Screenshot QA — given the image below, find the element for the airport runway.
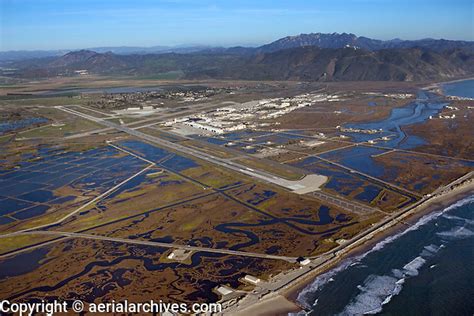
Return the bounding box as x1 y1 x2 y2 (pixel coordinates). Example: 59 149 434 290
57 106 325 193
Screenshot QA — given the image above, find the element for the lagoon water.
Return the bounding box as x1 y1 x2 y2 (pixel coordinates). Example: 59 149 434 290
293 80 474 316
442 79 474 98
344 90 446 149
294 196 474 316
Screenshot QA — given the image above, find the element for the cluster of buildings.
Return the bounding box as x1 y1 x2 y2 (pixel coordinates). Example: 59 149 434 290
338 126 383 134
86 88 225 109
112 105 161 116
73 70 89 76
437 114 456 119
367 136 391 144
429 105 460 120
364 92 414 99
86 91 164 109
164 92 345 135
446 95 474 101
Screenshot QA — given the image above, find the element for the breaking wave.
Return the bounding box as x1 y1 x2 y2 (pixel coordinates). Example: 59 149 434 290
339 275 402 316
437 226 474 240
336 253 434 315
296 195 474 311
442 214 474 226
336 275 401 315
420 244 444 257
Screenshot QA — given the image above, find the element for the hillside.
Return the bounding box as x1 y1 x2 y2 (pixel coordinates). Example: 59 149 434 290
3 32 474 63
235 47 474 81
6 46 474 82
257 32 474 53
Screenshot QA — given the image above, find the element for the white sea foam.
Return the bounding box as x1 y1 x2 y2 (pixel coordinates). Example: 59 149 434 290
424 244 442 254
442 214 474 225
403 256 426 276
296 258 357 308
420 244 442 257
337 254 428 316
436 226 474 240
336 275 400 315
395 278 405 285
296 196 474 310
391 268 404 278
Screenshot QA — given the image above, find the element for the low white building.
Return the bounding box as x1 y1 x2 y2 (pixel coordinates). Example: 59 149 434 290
216 285 234 296
183 121 224 134
299 258 311 266
244 275 261 285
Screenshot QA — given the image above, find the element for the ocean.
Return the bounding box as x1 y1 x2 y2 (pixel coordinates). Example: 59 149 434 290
442 79 474 98
293 80 474 316
294 196 474 316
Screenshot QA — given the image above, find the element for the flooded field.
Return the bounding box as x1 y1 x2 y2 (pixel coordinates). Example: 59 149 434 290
292 80 474 316
0 144 148 233
289 158 415 211
197 130 312 155
0 137 362 304
0 117 48 134
0 79 472 310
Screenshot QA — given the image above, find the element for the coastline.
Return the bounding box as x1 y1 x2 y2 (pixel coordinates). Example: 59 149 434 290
422 76 474 95
286 180 474 301
226 177 474 316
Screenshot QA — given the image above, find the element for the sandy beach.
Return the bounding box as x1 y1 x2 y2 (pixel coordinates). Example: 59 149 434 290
226 176 473 316
231 294 301 316
422 76 474 94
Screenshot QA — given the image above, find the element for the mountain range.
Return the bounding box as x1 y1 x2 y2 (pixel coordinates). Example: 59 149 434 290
256 32 474 53
3 33 474 82
0 45 214 62
2 32 473 61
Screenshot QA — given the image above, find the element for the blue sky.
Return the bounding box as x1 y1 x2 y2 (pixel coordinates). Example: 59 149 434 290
1 0 473 50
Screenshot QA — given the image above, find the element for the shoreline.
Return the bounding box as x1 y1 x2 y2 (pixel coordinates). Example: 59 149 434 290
286 180 474 303
422 76 474 96
226 176 473 316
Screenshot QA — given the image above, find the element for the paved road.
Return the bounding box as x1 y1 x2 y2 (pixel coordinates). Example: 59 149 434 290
310 191 379 214
127 101 239 129
316 156 421 198
64 101 234 139
57 106 321 193
59 105 413 218
217 130 419 196
226 179 470 314
280 129 474 163
70 104 114 118
10 230 298 262
222 131 420 199
0 164 154 238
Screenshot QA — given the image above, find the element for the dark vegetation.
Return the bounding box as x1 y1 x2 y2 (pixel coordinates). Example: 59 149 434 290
4 33 474 81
